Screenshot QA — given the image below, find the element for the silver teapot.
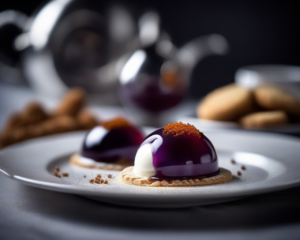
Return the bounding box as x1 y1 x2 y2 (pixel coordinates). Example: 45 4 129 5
0 0 137 97
118 12 229 114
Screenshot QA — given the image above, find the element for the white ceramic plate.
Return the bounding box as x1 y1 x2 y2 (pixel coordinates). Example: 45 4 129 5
0 128 300 208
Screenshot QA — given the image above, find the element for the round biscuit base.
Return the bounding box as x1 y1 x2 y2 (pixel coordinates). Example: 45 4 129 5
69 153 131 171
120 166 232 187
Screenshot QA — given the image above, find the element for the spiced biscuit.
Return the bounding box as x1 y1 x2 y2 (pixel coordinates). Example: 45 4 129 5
0 128 23 148
77 111 98 129
238 111 289 129
198 84 255 121
22 102 49 124
253 85 300 117
2 103 48 134
1 113 26 133
0 89 99 150
53 88 86 117
0 126 35 148
70 153 131 171
0 116 81 149
41 115 80 135
120 166 232 187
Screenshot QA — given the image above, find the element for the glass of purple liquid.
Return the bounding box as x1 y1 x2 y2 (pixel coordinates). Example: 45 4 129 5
117 12 229 126
118 44 188 126
117 32 228 126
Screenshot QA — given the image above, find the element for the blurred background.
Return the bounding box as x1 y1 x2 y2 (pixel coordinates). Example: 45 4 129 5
0 0 300 129
0 0 299 95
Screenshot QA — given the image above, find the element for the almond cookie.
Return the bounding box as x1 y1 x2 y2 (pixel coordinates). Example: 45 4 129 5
120 166 232 187
238 111 289 129
253 85 300 117
198 84 255 121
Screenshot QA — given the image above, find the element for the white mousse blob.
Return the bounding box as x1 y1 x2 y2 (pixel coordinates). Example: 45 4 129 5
133 143 155 177
78 156 96 167
77 155 117 168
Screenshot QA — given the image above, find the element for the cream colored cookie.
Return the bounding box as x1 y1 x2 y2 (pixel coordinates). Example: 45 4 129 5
120 166 232 187
198 84 254 121
70 153 131 171
238 111 289 129
253 85 300 117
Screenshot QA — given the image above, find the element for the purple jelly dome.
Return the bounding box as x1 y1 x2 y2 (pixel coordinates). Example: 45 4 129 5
141 128 219 180
81 126 144 163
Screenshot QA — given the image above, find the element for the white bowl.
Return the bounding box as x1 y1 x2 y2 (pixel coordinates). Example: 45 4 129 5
235 64 300 100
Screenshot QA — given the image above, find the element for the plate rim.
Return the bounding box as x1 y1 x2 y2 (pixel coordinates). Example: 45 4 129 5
0 129 300 201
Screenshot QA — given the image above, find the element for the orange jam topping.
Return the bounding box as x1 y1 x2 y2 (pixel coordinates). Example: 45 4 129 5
101 117 133 130
163 122 201 138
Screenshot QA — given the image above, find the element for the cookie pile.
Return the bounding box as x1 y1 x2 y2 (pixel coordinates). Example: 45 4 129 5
197 84 300 128
0 88 98 149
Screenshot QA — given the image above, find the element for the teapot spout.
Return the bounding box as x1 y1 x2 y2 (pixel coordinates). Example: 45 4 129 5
177 34 229 71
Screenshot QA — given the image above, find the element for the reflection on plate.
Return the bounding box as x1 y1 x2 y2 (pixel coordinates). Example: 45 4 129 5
0 128 300 208
179 117 300 137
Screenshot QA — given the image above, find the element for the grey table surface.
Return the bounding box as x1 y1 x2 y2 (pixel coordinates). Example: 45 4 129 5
0 83 300 240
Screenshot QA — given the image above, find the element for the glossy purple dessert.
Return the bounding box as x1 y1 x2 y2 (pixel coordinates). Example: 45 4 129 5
80 118 144 163
136 122 219 180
